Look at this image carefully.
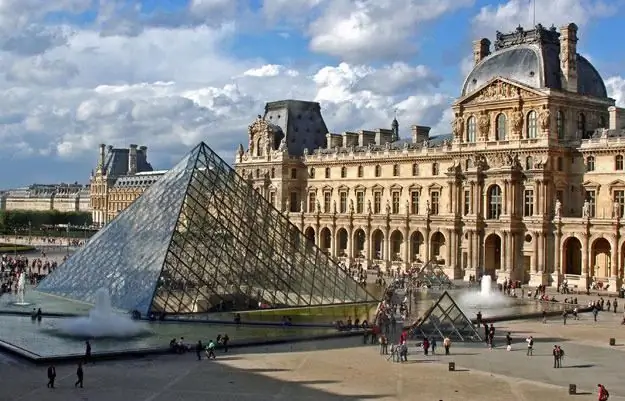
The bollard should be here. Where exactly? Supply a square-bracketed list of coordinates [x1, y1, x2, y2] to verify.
[568, 384, 576, 394]
[448, 362, 455, 371]
[609, 338, 616, 346]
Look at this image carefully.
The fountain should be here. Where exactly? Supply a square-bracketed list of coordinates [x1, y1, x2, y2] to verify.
[459, 275, 510, 308]
[55, 288, 148, 339]
[13, 272, 31, 306]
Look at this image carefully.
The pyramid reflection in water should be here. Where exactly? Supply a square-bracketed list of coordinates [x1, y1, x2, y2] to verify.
[37, 142, 376, 317]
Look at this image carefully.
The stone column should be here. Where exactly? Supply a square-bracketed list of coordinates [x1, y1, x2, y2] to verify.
[535, 180, 541, 215]
[553, 228, 562, 287]
[532, 232, 539, 273]
[543, 181, 550, 216]
[501, 231, 508, 271]
[503, 181, 508, 215]
[447, 182, 453, 214]
[403, 227, 410, 272]
[609, 237, 621, 292]
[445, 228, 452, 266]
[538, 232, 545, 272]
[384, 227, 391, 270]
[330, 226, 336, 258]
[579, 233, 590, 290]
[365, 226, 371, 267]
[346, 226, 353, 265]
[469, 182, 475, 214]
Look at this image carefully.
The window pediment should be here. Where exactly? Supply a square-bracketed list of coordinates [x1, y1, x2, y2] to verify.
[354, 184, 366, 192]
[307, 186, 317, 193]
[389, 184, 403, 193]
[582, 180, 601, 191]
[338, 184, 350, 193]
[371, 184, 384, 193]
[608, 179, 625, 192]
[322, 185, 334, 193]
[428, 183, 443, 192]
[408, 183, 422, 192]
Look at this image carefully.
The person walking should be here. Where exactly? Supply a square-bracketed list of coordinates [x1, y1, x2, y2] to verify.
[205, 339, 216, 359]
[597, 383, 610, 400]
[443, 337, 451, 355]
[526, 336, 534, 356]
[47, 365, 56, 389]
[74, 362, 84, 388]
[85, 340, 92, 364]
[195, 340, 203, 360]
[552, 345, 561, 368]
[222, 333, 230, 353]
[506, 332, 512, 351]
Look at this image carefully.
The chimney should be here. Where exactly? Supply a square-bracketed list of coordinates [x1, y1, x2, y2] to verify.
[609, 106, 625, 130]
[128, 144, 138, 175]
[411, 125, 431, 144]
[472, 38, 491, 65]
[560, 23, 578, 92]
[99, 144, 106, 168]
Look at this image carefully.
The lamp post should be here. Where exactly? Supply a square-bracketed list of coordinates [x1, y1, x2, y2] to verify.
[28, 221, 31, 245]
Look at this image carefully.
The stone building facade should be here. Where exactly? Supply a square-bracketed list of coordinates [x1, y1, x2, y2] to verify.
[89, 143, 163, 226]
[0, 184, 91, 213]
[234, 23, 625, 292]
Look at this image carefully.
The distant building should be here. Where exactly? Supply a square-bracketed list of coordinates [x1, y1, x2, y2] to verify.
[90, 144, 164, 226]
[0, 183, 90, 213]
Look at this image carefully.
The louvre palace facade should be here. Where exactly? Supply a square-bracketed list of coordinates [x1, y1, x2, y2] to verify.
[233, 23, 625, 292]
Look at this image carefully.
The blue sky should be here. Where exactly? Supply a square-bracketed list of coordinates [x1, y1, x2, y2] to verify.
[0, 0, 624, 188]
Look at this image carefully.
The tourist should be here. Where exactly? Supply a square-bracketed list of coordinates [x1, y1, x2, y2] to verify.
[526, 336, 533, 356]
[431, 338, 437, 354]
[552, 345, 560, 368]
[74, 361, 84, 388]
[562, 310, 568, 325]
[399, 342, 408, 362]
[505, 332, 512, 351]
[597, 383, 610, 400]
[379, 335, 388, 355]
[613, 299, 618, 313]
[476, 311, 482, 327]
[84, 340, 92, 364]
[443, 337, 451, 355]
[422, 337, 430, 356]
[222, 333, 230, 352]
[196, 341, 203, 360]
[542, 310, 547, 324]
[205, 339, 216, 359]
[47, 365, 56, 388]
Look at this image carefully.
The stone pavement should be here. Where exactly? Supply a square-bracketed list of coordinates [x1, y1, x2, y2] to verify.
[1, 316, 623, 401]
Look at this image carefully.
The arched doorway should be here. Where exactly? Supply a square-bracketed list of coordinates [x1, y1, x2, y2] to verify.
[562, 237, 582, 275]
[430, 232, 446, 261]
[371, 229, 384, 260]
[591, 238, 611, 278]
[410, 231, 424, 262]
[336, 228, 348, 257]
[484, 234, 502, 277]
[304, 227, 315, 245]
[320, 228, 331, 253]
[353, 229, 366, 259]
[390, 230, 404, 261]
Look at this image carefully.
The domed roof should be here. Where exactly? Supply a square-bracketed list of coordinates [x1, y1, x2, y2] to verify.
[461, 25, 607, 99]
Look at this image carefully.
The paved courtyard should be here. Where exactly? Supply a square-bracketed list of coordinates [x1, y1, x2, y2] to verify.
[0, 311, 624, 401]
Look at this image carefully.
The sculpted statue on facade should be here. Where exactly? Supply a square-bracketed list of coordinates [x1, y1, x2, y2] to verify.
[405, 200, 410, 214]
[386, 200, 391, 215]
[539, 107, 551, 131]
[613, 201, 620, 218]
[510, 108, 523, 136]
[452, 115, 464, 139]
[349, 199, 354, 214]
[367, 200, 372, 214]
[478, 112, 490, 137]
[555, 198, 562, 218]
[425, 200, 431, 216]
[316, 200, 321, 213]
[333, 200, 337, 214]
[278, 137, 287, 152]
[582, 199, 590, 218]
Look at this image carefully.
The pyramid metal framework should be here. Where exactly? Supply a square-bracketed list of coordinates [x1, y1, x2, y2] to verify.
[411, 291, 482, 342]
[37, 142, 376, 316]
[415, 260, 454, 288]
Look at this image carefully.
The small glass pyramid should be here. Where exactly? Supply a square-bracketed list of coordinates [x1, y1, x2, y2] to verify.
[411, 291, 482, 342]
[37, 142, 376, 316]
[415, 260, 454, 289]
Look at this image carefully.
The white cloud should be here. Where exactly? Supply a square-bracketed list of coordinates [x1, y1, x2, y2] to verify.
[243, 64, 299, 78]
[606, 76, 625, 107]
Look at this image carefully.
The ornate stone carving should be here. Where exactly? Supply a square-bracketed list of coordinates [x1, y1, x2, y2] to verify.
[333, 200, 337, 214]
[405, 200, 410, 215]
[316, 200, 321, 213]
[367, 200, 372, 214]
[452, 115, 464, 139]
[539, 107, 551, 131]
[467, 80, 538, 105]
[510, 108, 523, 137]
[300, 200, 305, 213]
[478, 112, 490, 139]
[349, 199, 354, 214]
[425, 200, 431, 216]
[555, 198, 562, 218]
[385, 200, 391, 215]
[613, 201, 620, 218]
[582, 199, 590, 218]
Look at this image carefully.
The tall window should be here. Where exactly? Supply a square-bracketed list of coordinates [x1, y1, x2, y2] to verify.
[526, 110, 537, 139]
[432, 162, 439, 175]
[290, 192, 298, 212]
[556, 110, 565, 140]
[325, 167, 330, 179]
[587, 190, 596, 217]
[430, 191, 440, 215]
[496, 113, 507, 140]
[586, 156, 595, 172]
[557, 157, 563, 171]
[392, 192, 400, 214]
[357, 165, 364, 177]
[466, 116, 476, 143]
[341, 166, 347, 178]
[339, 192, 347, 213]
[308, 192, 316, 212]
[410, 191, 420, 214]
[487, 185, 502, 219]
[412, 163, 419, 176]
[271, 168, 275, 178]
[356, 191, 364, 213]
[375, 165, 382, 177]
[463, 190, 470, 215]
[269, 191, 276, 207]
[615, 190, 625, 218]
[309, 168, 315, 178]
[616, 155, 624, 171]
[290, 168, 297, 179]
[323, 192, 331, 213]
[373, 192, 382, 213]
[578, 112, 587, 139]
[525, 156, 533, 170]
[393, 164, 400, 176]
[523, 189, 534, 217]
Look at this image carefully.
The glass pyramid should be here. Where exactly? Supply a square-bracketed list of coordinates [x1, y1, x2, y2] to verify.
[410, 291, 481, 342]
[415, 259, 454, 289]
[37, 142, 376, 316]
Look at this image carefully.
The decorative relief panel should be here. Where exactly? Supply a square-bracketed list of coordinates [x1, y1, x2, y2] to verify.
[463, 80, 539, 105]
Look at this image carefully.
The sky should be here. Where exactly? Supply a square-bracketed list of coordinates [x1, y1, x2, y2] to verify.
[1, 0, 625, 188]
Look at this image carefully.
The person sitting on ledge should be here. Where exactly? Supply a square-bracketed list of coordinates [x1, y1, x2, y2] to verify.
[361, 319, 369, 328]
[31, 308, 37, 320]
[169, 338, 177, 352]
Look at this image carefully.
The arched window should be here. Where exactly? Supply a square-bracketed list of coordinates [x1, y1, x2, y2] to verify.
[487, 185, 502, 219]
[341, 166, 347, 178]
[616, 155, 624, 171]
[526, 110, 537, 139]
[393, 164, 399, 176]
[325, 167, 331, 178]
[495, 113, 507, 140]
[412, 163, 419, 176]
[357, 165, 364, 177]
[375, 165, 381, 177]
[271, 168, 275, 178]
[466, 116, 476, 143]
[309, 168, 315, 178]
[525, 156, 533, 170]
[432, 162, 439, 175]
[586, 156, 595, 172]
[578, 112, 586, 139]
[256, 138, 263, 156]
[255, 168, 260, 178]
[556, 110, 565, 140]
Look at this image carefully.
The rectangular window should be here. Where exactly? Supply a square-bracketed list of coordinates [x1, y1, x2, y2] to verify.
[587, 190, 596, 218]
[290, 192, 298, 212]
[339, 192, 347, 213]
[308, 192, 316, 213]
[431, 191, 439, 215]
[615, 190, 625, 218]
[557, 157, 563, 171]
[392, 191, 400, 214]
[269, 192, 276, 207]
[524, 189, 534, 217]
[323, 192, 331, 213]
[463, 190, 470, 215]
[290, 168, 297, 179]
[374, 192, 382, 214]
[410, 191, 419, 214]
[356, 191, 364, 214]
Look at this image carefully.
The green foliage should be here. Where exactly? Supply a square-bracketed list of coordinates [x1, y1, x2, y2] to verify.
[0, 210, 93, 233]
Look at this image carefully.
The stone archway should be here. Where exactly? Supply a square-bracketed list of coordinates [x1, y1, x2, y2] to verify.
[336, 228, 348, 257]
[319, 227, 331, 253]
[591, 238, 611, 278]
[390, 230, 404, 261]
[371, 229, 384, 260]
[430, 231, 446, 261]
[304, 227, 315, 245]
[353, 229, 366, 258]
[410, 231, 424, 262]
[484, 233, 502, 277]
[562, 237, 582, 275]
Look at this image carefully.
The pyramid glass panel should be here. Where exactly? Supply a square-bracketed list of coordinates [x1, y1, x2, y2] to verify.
[38, 142, 375, 316]
[414, 260, 454, 288]
[411, 291, 482, 342]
